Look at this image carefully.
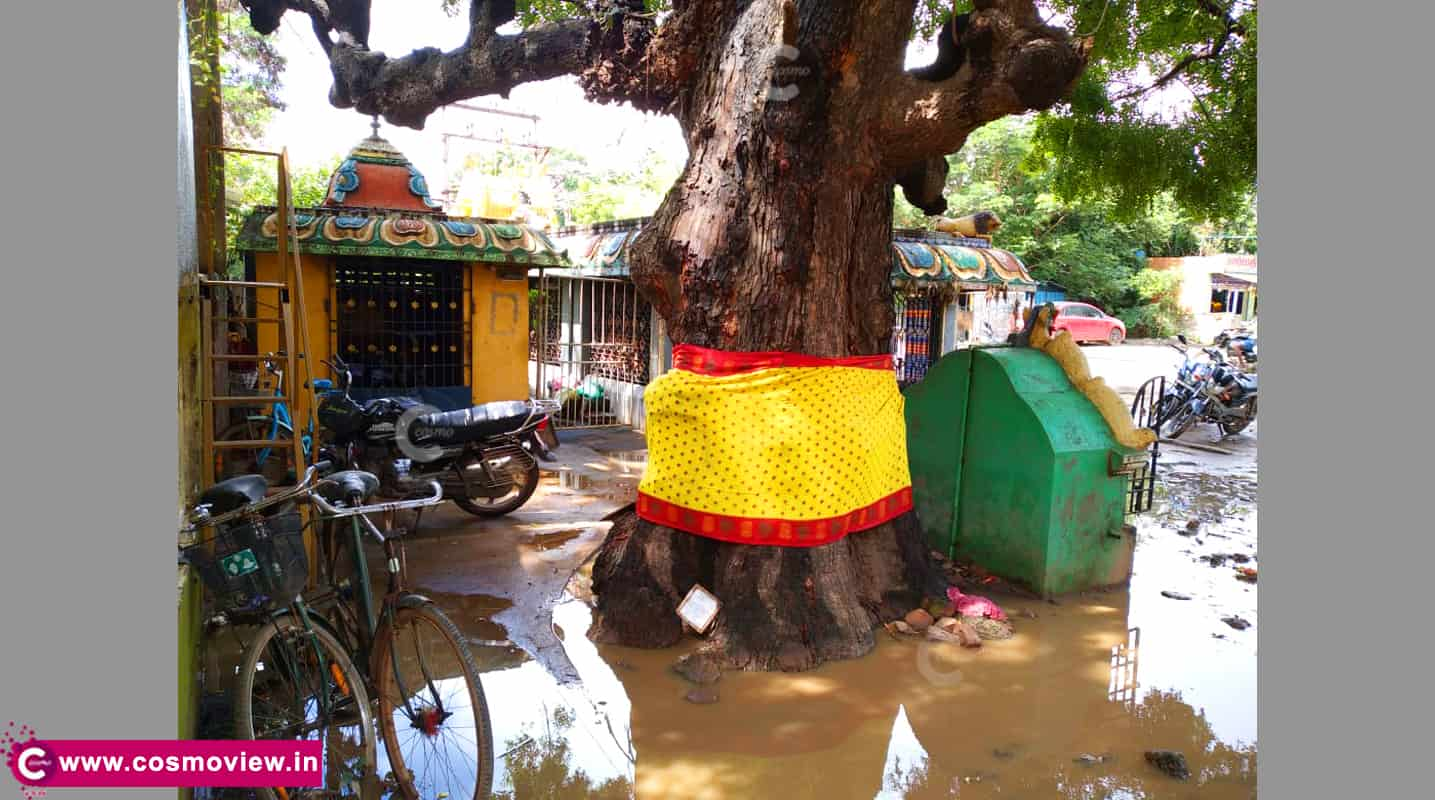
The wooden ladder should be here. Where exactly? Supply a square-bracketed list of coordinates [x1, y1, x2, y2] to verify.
[197, 146, 316, 489]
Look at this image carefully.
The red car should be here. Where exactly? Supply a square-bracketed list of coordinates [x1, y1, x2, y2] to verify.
[1051, 301, 1126, 345]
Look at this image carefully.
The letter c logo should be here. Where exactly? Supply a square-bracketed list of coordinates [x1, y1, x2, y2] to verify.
[17, 746, 51, 781]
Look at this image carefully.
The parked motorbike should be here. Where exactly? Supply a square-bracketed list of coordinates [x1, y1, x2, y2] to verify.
[1159, 335, 1258, 438]
[1213, 328, 1257, 367]
[312, 354, 561, 517]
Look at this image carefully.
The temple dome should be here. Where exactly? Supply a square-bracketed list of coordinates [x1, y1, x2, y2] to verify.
[322, 132, 444, 213]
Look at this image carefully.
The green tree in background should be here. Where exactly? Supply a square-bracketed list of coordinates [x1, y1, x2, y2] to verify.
[895, 116, 1250, 336]
[1026, 0, 1256, 221]
[544, 147, 682, 227]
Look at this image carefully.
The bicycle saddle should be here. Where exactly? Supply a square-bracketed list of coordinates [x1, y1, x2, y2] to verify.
[199, 475, 268, 515]
[315, 470, 380, 505]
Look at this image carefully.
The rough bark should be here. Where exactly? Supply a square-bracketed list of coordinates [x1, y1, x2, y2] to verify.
[241, 0, 1087, 671]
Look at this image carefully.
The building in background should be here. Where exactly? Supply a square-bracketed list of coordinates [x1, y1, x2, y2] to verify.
[530, 220, 1037, 430]
[1147, 254, 1258, 341]
[234, 132, 568, 422]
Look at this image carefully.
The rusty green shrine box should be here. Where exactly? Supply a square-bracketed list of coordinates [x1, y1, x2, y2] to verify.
[904, 347, 1139, 597]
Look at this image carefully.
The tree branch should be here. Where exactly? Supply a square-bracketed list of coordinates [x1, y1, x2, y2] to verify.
[239, 0, 681, 129]
[877, 0, 1088, 170]
[1111, 0, 1245, 102]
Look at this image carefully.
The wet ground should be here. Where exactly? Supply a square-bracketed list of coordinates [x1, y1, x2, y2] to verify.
[309, 343, 1256, 798]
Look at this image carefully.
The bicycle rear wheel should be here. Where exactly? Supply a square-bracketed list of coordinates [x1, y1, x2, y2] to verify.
[235, 614, 378, 800]
[373, 602, 494, 800]
[217, 417, 297, 485]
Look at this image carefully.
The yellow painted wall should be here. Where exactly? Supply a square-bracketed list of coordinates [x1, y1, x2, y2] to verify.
[253, 252, 332, 429]
[471, 264, 531, 404]
[251, 253, 528, 411]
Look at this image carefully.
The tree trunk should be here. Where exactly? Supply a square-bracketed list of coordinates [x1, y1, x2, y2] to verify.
[186, 0, 225, 276]
[588, 0, 948, 671]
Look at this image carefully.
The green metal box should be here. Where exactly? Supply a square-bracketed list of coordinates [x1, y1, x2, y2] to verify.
[904, 348, 1136, 597]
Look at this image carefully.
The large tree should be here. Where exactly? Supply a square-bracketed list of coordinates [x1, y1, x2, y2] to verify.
[237, 0, 1253, 671]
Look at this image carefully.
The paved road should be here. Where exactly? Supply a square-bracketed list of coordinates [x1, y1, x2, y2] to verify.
[1081, 340, 1186, 397]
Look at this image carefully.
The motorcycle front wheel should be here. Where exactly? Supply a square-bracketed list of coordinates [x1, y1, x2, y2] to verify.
[451, 457, 541, 517]
[1220, 397, 1257, 436]
[1164, 403, 1199, 439]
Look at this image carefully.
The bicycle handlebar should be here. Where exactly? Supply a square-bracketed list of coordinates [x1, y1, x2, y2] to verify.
[307, 480, 444, 520]
[183, 463, 327, 532]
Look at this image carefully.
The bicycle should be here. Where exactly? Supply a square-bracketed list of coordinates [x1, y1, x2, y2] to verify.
[182, 464, 376, 799]
[182, 464, 493, 799]
[305, 472, 495, 800]
[215, 353, 315, 485]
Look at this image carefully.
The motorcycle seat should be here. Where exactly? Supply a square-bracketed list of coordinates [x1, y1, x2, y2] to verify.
[1235, 374, 1257, 391]
[198, 475, 268, 515]
[315, 470, 380, 505]
[412, 400, 534, 445]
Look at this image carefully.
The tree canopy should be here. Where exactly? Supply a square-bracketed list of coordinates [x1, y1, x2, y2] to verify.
[230, 1, 1254, 221]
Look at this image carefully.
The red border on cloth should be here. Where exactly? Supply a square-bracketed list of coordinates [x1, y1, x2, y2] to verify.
[636, 487, 913, 547]
[671, 344, 893, 376]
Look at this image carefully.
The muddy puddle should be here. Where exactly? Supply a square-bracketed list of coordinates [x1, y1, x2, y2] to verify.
[552, 470, 641, 502]
[429, 451, 1258, 798]
[376, 439, 1254, 798]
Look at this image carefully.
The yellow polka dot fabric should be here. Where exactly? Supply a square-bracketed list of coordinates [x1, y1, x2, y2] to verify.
[636, 345, 913, 546]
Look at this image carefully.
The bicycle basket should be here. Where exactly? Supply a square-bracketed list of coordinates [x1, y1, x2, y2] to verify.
[181, 511, 308, 612]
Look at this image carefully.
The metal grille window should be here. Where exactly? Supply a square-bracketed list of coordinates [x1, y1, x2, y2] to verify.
[529, 279, 563, 366]
[583, 281, 651, 386]
[530, 274, 653, 428]
[330, 258, 470, 401]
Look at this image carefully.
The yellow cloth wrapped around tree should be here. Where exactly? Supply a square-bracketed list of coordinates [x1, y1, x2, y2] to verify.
[637, 345, 913, 546]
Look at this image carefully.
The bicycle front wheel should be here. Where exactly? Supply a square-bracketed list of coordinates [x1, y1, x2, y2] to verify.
[235, 614, 378, 800]
[373, 602, 494, 800]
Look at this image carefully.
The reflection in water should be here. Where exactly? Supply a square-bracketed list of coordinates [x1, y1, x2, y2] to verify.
[494, 706, 636, 800]
[458, 587, 1255, 799]
[1109, 628, 1141, 707]
[384, 454, 1256, 798]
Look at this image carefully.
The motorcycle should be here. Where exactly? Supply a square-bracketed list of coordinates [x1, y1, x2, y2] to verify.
[1213, 328, 1257, 367]
[1159, 335, 1258, 439]
[312, 354, 561, 517]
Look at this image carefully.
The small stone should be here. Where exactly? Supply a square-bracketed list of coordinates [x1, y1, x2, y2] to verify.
[672, 653, 721, 685]
[962, 615, 1014, 640]
[1019, 608, 1039, 620]
[1074, 753, 1101, 765]
[1186, 519, 1200, 531]
[935, 616, 960, 632]
[926, 626, 963, 644]
[1222, 615, 1251, 630]
[1229, 553, 1252, 563]
[888, 620, 916, 635]
[1161, 590, 1193, 601]
[953, 621, 984, 648]
[684, 686, 719, 704]
[993, 747, 1018, 760]
[1144, 750, 1191, 780]
[904, 608, 934, 632]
